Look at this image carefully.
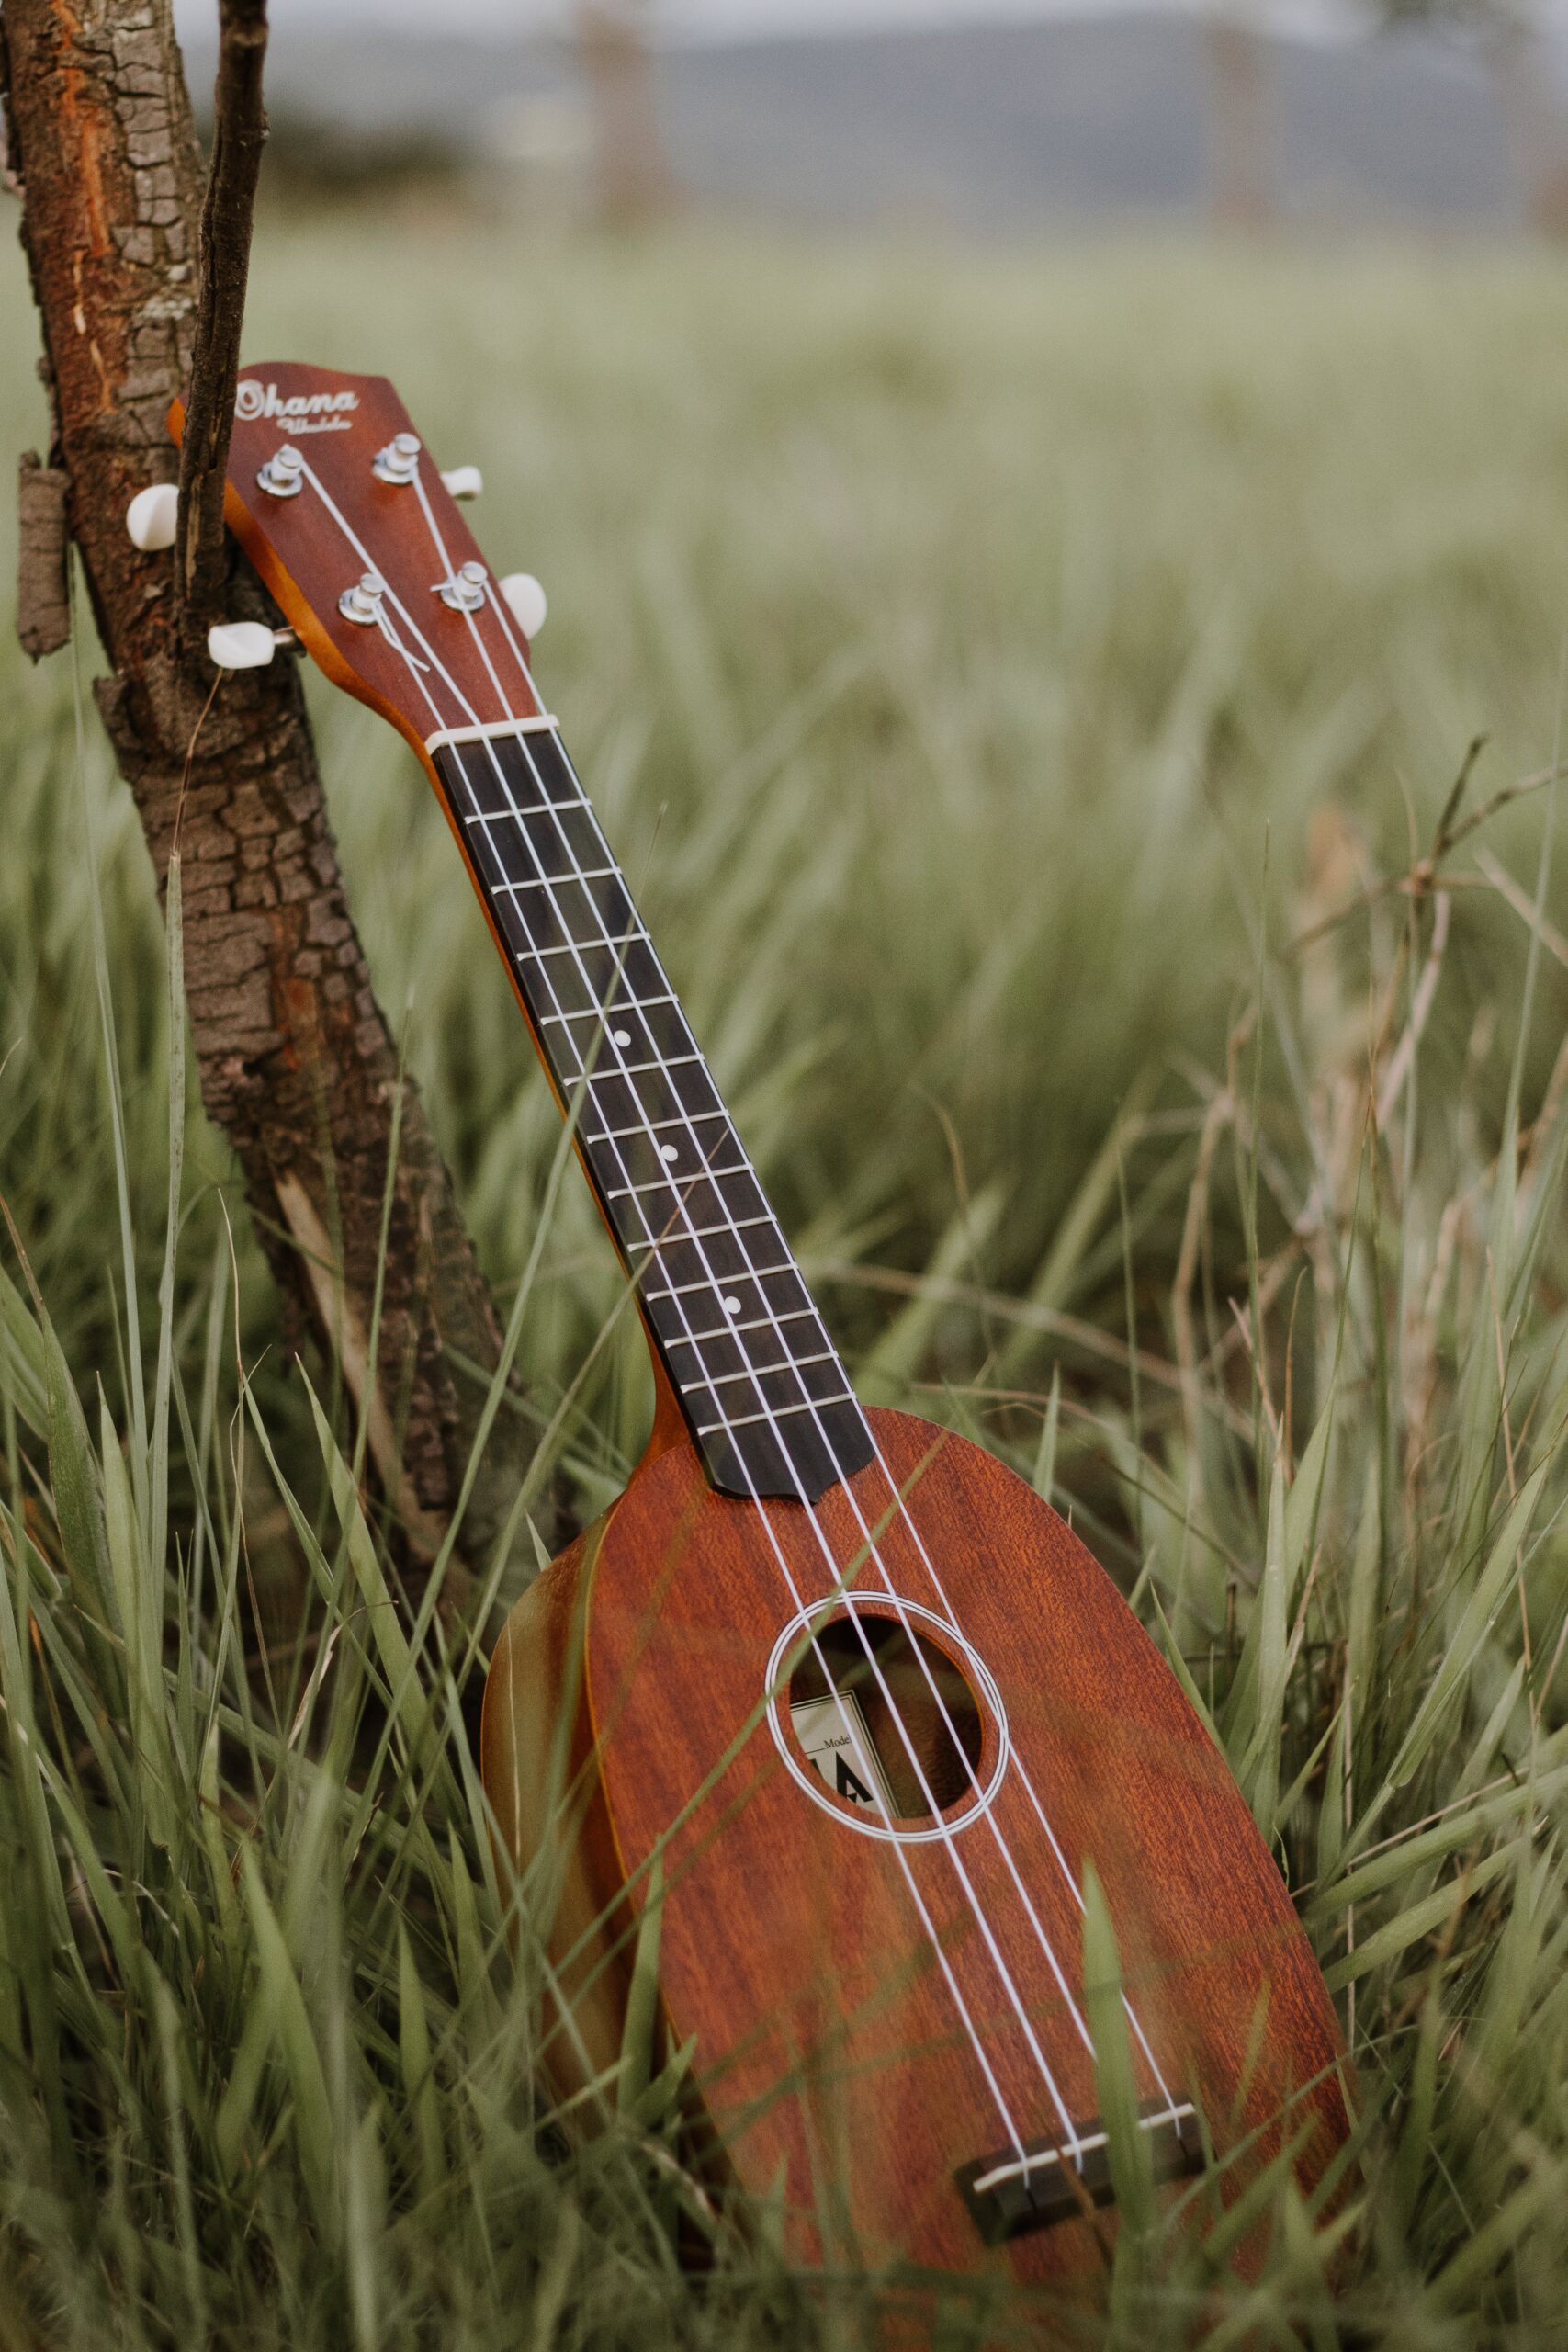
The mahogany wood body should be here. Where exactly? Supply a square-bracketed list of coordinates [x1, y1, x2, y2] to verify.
[482, 1407, 1350, 2280]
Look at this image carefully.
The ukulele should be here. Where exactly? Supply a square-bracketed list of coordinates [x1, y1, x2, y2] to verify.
[171, 364, 1352, 2283]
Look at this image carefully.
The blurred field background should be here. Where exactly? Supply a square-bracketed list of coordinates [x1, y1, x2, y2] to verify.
[8, 218, 1568, 1530]
[8, 3, 1568, 2339]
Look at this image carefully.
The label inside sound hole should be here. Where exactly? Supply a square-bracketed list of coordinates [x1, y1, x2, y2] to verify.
[790, 1692, 897, 1818]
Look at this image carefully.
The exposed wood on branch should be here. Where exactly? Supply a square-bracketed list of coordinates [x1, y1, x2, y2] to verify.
[16, 452, 71, 658]
[0, 0, 555, 1581]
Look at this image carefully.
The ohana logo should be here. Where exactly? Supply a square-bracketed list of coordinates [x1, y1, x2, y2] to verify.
[234, 379, 358, 433]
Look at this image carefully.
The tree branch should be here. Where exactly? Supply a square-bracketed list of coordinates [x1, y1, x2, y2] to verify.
[176, 0, 268, 631]
[2, 0, 560, 1588]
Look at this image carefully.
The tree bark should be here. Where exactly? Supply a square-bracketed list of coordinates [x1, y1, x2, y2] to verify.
[2, 0, 552, 1574]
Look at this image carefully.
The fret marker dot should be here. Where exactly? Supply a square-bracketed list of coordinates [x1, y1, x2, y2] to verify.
[612, 1027, 631, 1047]
[660, 1144, 679, 1162]
[723, 1295, 742, 1316]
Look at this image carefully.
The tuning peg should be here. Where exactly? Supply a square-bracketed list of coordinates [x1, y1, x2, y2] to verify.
[207, 620, 299, 671]
[440, 466, 483, 502]
[126, 482, 178, 551]
[498, 572, 547, 639]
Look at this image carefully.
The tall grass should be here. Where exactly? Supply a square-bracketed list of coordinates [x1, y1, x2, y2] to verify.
[5, 219, 1568, 2341]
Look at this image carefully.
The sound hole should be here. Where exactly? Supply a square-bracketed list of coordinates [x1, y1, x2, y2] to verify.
[789, 1612, 984, 1822]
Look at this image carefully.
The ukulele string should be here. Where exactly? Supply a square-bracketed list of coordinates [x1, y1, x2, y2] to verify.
[446, 494, 1145, 2132]
[310, 450, 1139, 2166]
[458, 507, 1185, 2145]
[398, 465, 1099, 2157]
[480, 579, 1187, 2131]
[842, 1431, 1184, 2110]
[295, 454, 1044, 2162]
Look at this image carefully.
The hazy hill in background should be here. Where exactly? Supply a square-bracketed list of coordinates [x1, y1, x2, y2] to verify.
[660, 16, 1512, 228]
[192, 11, 1524, 230]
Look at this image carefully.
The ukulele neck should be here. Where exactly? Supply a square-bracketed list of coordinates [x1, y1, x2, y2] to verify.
[428, 718, 873, 1503]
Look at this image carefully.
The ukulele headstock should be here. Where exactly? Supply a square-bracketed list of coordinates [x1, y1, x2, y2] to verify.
[179, 362, 545, 752]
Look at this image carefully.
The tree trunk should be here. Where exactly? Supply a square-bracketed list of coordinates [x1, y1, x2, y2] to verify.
[1204, 8, 1274, 231]
[1, 0, 553, 1576]
[1488, 18, 1568, 241]
[576, 0, 674, 229]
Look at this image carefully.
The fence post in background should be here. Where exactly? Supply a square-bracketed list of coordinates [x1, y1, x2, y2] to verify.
[1, 0, 554, 1588]
[1204, 5, 1275, 231]
[1485, 12, 1568, 237]
[576, 0, 676, 227]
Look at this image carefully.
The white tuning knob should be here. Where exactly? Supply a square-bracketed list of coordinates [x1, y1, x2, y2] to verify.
[499, 572, 547, 639]
[127, 482, 179, 551]
[440, 466, 484, 502]
[208, 620, 288, 670]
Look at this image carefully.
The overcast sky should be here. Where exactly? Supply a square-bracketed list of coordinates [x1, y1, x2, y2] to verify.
[171, 0, 1377, 44]
[178, 1, 1158, 31]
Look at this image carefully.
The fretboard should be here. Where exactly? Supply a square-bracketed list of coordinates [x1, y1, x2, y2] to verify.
[428, 722, 874, 1503]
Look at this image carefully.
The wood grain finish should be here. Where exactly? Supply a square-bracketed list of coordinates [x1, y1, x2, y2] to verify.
[484, 1408, 1351, 2280]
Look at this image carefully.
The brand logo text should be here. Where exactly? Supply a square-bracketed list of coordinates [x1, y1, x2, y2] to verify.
[235, 380, 359, 432]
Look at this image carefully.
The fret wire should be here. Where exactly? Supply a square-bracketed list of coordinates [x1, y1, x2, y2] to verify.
[605, 1162, 749, 1201]
[592, 1110, 729, 1142]
[520, 931, 647, 964]
[468, 781, 813, 1389]
[464, 795, 589, 827]
[472, 763, 724, 1099]
[578, 1049, 705, 1080]
[449, 752, 694, 1144]
[694, 1391, 858, 1436]
[434, 729, 860, 1464]
[455, 762, 723, 1158]
[643, 1260, 800, 1303]
[664, 1306, 822, 1346]
[688, 1348, 840, 1394]
[487, 797, 814, 1353]
[494, 865, 620, 895]
[312, 473, 867, 1492]
[626, 1206, 773, 1255]
[476, 790, 706, 1064]
[537, 992, 681, 1032]
[504, 765, 861, 1430]
[627, 1210, 778, 1253]
[297, 470, 846, 1472]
